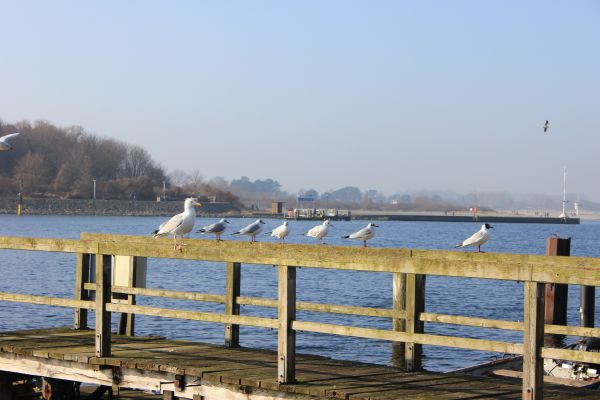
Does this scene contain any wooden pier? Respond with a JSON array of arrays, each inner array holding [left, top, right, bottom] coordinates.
[[1, 234, 600, 399]]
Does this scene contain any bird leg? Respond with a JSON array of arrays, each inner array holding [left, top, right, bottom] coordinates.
[[216, 233, 221, 241], [363, 240, 367, 248]]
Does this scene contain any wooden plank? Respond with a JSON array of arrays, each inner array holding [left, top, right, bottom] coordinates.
[[541, 347, 600, 364], [523, 281, 544, 400], [106, 303, 277, 328], [292, 320, 524, 354], [391, 272, 406, 368], [74, 253, 91, 329], [224, 262, 241, 348], [420, 312, 523, 331], [86, 284, 227, 304], [278, 265, 296, 384], [0, 237, 98, 254], [95, 254, 112, 358], [0, 292, 94, 309], [404, 274, 425, 371]]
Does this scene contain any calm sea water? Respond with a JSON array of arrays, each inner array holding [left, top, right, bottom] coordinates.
[[1, 214, 599, 372]]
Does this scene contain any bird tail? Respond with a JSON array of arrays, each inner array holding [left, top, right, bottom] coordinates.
[[152, 230, 160, 238], [342, 235, 350, 239], [232, 231, 240, 235], [265, 231, 272, 235], [197, 229, 206, 233], [455, 243, 463, 248]]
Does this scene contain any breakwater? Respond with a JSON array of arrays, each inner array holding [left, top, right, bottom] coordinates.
[[354, 214, 581, 224], [0, 197, 238, 216]]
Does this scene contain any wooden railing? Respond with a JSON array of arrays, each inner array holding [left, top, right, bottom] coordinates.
[[0, 233, 600, 400]]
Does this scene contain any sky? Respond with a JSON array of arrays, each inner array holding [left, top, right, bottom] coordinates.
[[1, 1, 599, 200]]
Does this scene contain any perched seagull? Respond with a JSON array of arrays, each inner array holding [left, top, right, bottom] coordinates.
[[343, 222, 379, 247], [153, 197, 201, 250], [305, 220, 333, 244], [543, 120, 550, 133], [0, 133, 20, 151], [267, 221, 290, 243], [456, 223, 493, 252], [196, 218, 229, 241], [232, 219, 265, 242]]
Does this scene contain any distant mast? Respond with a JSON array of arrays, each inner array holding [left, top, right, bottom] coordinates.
[[559, 166, 568, 220]]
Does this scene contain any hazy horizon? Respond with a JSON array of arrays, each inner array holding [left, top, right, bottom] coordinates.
[[2, 2, 599, 200]]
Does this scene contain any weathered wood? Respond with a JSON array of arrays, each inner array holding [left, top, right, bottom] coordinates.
[[391, 272, 406, 368], [404, 273, 425, 371], [278, 265, 296, 384], [420, 312, 523, 331], [89, 284, 227, 304], [523, 281, 544, 400], [95, 254, 112, 358], [106, 303, 277, 328], [0, 237, 98, 254], [224, 262, 241, 348], [74, 253, 91, 329], [544, 237, 570, 327], [0, 292, 94, 309]]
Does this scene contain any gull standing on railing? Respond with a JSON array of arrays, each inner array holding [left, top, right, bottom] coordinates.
[[232, 219, 265, 242], [267, 221, 290, 243], [343, 222, 378, 247], [304, 220, 333, 244], [153, 197, 201, 250], [455, 223, 493, 252], [197, 218, 229, 241]]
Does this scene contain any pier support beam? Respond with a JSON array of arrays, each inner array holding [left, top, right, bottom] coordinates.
[[391, 272, 406, 368], [544, 237, 569, 346], [95, 254, 112, 358], [224, 262, 241, 348], [523, 281, 544, 400], [278, 265, 296, 383], [74, 253, 91, 330], [404, 274, 425, 372]]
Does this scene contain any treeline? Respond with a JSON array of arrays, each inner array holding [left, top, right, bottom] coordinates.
[[0, 119, 241, 205]]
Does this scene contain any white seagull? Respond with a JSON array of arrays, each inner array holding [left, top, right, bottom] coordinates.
[[343, 222, 379, 247], [456, 223, 493, 252], [196, 218, 229, 241], [0, 133, 20, 151], [232, 219, 265, 242], [268, 221, 290, 243], [305, 220, 333, 244], [543, 120, 550, 133], [153, 197, 201, 250]]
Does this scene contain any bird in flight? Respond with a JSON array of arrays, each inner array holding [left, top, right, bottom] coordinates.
[[543, 120, 550, 133], [0, 133, 21, 151]]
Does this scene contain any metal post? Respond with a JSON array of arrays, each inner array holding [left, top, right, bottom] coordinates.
[[93, 179, 96, 204]]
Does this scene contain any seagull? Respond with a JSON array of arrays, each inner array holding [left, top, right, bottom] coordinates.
[[456, 223, 493, 252], [543, 120, 549, 133], [267, 221, 290, 243], [232, 219, 265, 242], [196, 218, 229, 241], [343, 222, 379, 247], [305, 220, 333, 244], [0, 133, 20, 151], [153, 197, 201, 250]]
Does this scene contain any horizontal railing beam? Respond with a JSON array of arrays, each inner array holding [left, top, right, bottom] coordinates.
[[0, 237, 98, 254], [0, 292, 94, 309], [541, 347, 600, 365]]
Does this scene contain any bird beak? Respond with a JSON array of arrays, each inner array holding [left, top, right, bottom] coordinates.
[[260, 221, 265, 224], [195, 202, 202, 208], [374, 224, 379, 227]]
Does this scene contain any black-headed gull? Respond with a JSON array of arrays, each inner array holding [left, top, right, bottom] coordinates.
[[153, 197, 201, 250], [456, 223, 493, 252], [343, 222, 379, 247], [233, 219, 265, 242], [197, 218, 229, 241], [0, 133, 20, 151], [305, 220, 333, 244], [268, 221, 290, 243]]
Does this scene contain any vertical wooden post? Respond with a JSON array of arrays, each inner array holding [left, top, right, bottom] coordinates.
[[544, 237, 569, 325], [74, 253, 90, 329], [581, 286, 595, 328], [404, 273, 425, 371], [95, 254, 112, 358], [224, 262, 241, 348], [278, 265, 296, 383], [391, 272, 406, 367], [523, 281, 544, 400]]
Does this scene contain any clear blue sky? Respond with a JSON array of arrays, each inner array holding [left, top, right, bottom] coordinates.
[[1, 1, 599, 200]]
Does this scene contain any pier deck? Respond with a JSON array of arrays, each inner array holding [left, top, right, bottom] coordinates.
[[0, 327, 597, 400]]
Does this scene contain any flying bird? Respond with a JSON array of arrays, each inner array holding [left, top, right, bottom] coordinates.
[[455, 223, 493, 252], [267, 221, 290, 243], [153, 197, 201, 250], [543, 120, 550, 133], [343, 222, 379, 247], [196, 218, 229, 241], [0, 133, 20, 151], [305, 220, 333, 244], [232, 219, 265, 242]]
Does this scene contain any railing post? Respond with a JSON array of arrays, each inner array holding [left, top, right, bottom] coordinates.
[[544, 237, 570, 347], [95, 254, 112, 358], [116, 256, 144, 336], [523, 281, 544, 400], [404, 273, 425, 371], [224, 262, 241, 348], [278, 265, 296, 383], [74, 253, 90, 329], [391, 272, 406, 367]]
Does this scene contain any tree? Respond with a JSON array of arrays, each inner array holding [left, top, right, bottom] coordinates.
[[14, 153, 47, 193]]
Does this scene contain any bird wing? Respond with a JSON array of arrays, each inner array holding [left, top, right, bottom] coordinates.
[[0, 132, 20, 143], [349, 227, 371, 239], [306, 225, 320, 237], [242, 223, 261, 234], [461, 230, 486, 247], [157, 213, 184, 234]]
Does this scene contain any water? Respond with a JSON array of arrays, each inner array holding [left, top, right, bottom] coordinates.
[[1, 214, 599, 372]]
